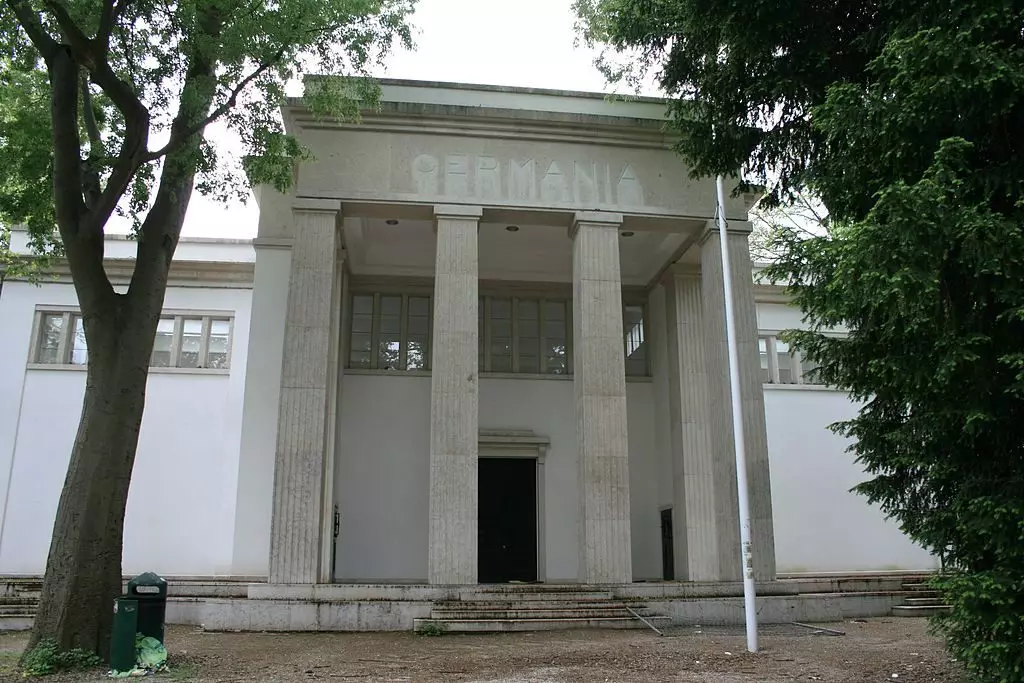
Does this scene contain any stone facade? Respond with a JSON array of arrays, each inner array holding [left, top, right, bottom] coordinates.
[[252, 80, 776, 588]]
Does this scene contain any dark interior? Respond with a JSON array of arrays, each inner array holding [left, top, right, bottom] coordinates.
[[478, 457, 537, 583]]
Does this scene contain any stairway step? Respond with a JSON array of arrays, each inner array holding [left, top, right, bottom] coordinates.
[[0, 606, 37, 616], [893, 605, 951, 617], [0, 615, 35, 630], [435, 599, 629, 610], [0, 597, 38, 606], [900, 583, 935, 591], [415, 616, 669, 633], [904, 597, 944, 607], [468, 591, 613, 601], [432, 608, 645, 620]]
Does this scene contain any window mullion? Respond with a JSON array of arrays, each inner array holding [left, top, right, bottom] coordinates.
[[370, 293, 381, 370], [399, 294, 409, 371], [171, 316, 183, 367], [539, 299, 548, 374], [198, 316, 212, 368], [511, 297, 520, 373], [566, 299, 574, 375], [57, 312, 71, 364], [483, 296, 491, 373], [426, 295, 433, 371], [767, 336, 780, 384], [791, 347, 804, 385]]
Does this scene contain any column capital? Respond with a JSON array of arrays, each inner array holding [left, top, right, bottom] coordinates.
[[434, 204, 483, 220], [663, 262, 702, 285], [698, 218, 753, 245], [292, 197, 342, 214], [569, 211, 623, 239]]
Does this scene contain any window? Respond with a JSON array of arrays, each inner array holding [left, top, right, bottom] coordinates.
[[349, 291, 650, 378], [479, 296, 570, 374], [348, 293, 432, 371], [623, 304, 648, 377], [29, 309, 233, 371], [758, 334, 823, 385]]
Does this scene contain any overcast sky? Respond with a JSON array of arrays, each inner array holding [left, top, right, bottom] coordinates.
[[175, 0, 648, 239]]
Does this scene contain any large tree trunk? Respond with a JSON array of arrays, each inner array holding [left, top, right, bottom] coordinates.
[[28, 285, 167, 656]]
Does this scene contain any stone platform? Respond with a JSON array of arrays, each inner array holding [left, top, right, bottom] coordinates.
[[2, 572, 935, 632]]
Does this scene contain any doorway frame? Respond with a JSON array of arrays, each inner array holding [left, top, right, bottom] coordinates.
[[478, 429, 549, 583]]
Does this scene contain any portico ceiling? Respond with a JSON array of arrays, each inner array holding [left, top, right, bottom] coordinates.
[[342, 217, 696, 287]]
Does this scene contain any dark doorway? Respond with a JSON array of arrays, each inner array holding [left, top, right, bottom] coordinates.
[[660, 508, 675, 580], [478, 457, 537, 583]]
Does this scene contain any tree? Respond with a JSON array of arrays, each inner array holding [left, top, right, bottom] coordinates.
[[0, 0, 412, 657], [576, 1, 1024, 680]]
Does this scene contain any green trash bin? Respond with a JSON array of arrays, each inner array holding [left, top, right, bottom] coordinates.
[[126, 572, 168, 642], [110, 598, 139, 672]]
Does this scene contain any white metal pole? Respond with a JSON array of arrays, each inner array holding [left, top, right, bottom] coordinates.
[[715, 174, 759, 653]]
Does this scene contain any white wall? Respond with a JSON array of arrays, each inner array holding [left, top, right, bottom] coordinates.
[[626, 381, 661, 581], [231, 246, 291, 576], [0, 279, 252, 576], [333, 373, 663, 583], [334, 373, 432, 582]]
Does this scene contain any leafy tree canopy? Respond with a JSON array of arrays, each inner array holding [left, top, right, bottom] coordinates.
[[578, 1, 1024, 679], [1, 0, 413, 658]]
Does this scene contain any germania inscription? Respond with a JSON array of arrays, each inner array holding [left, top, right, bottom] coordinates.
[[410, 154, 645, 207]]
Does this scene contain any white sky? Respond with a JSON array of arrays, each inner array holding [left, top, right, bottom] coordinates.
[[176, 0, 649, 239]]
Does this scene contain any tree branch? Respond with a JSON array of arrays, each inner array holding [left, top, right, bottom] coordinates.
[[49, 47, 86, 232], [143, 50, 286, 162], [5, 0, 58, 59], [80, 74, 103, 211]]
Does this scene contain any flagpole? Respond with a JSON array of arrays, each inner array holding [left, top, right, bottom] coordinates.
[[716, 174, 759, 653]]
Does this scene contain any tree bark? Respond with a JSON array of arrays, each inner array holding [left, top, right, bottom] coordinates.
[[27, 291, 166, 655]]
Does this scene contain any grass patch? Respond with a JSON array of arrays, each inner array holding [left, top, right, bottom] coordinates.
[[0, 651, 20, 676]]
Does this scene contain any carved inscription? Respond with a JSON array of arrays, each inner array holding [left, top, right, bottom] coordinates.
[[410, 153, 645, 207]]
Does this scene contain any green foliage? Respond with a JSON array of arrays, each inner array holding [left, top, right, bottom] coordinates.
[[578, 1, 1024, 680], [0, 0, 415, 240], [416, 621, 446, 637], [20, 638, 102, 676]]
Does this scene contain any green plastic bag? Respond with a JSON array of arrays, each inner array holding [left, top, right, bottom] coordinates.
[[108, 634, 168, 677]]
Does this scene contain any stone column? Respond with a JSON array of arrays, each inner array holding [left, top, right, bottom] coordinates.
[[428, 204, 481, 585], [571, 211, 633, 584], [268, 199, 341, 584], [700, 221, 776, 581], [663, 267, 722, 581]]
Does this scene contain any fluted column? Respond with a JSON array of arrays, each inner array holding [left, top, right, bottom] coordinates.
[[700, 221, 776, 581], [428, 204, 481, 585], [571, 211, 633, 584], [664, 267, 721, 580], [268, 199, 341, 584]]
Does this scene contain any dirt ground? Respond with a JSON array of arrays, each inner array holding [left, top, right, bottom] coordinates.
[[0, 618, 961, 682]]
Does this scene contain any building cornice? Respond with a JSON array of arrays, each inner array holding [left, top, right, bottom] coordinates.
[[284, 103, 677, 151], [4, 258, 255, 288]]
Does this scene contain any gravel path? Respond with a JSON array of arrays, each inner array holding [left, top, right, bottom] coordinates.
[[0, 618, 960, 682]]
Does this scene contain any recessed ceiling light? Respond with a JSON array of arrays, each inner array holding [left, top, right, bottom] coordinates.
[[505, 225, 520, 232], [621, 231, 635, 237], [385, 219, 399, 226]]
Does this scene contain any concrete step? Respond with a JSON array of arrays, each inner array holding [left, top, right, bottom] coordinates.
[[901, 583, 935, 592], [0, 615, 34, 631], [431, 608, 648, 620], [434, 599, 629, 610], [0, 605, 36, 617], [893, 605, 951, 617], [469, 591, 613, 602], [904, 597, 944, 607], [414, 615, 670, 633], [0, 597, 38, 606]]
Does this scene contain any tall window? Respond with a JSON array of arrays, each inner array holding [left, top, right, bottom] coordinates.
[[30, 310, 232, 370], [758, 334, 822, 385], [350, 291, 650, 378], [623, 304, 648, 377], [478, 296, 570, 374], [348, 293, 432, 371]]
